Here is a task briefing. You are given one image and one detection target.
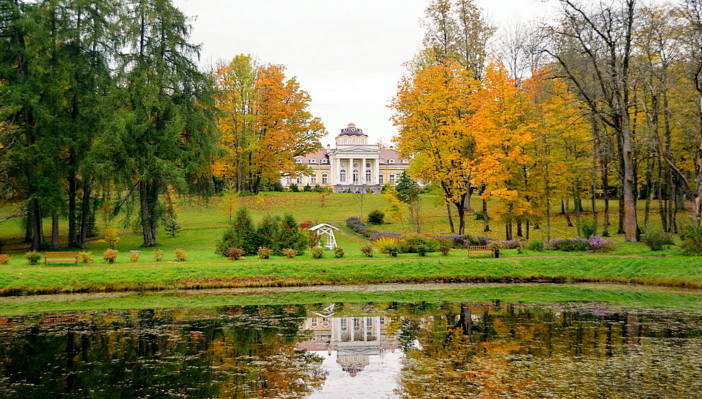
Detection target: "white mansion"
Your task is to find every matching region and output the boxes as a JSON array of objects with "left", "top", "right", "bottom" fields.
[{"left": 283, "top": 123, "right": 410, "bottom": 193}]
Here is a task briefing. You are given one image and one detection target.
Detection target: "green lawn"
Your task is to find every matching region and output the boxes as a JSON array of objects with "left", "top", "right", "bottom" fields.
[{"left": 0, "top": 192, "right": 698, "bottom": 296}]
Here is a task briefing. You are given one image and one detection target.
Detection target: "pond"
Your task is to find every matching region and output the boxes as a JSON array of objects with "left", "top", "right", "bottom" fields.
[{"left": 0, "top": 292, "right": 701, "bottom": 398}]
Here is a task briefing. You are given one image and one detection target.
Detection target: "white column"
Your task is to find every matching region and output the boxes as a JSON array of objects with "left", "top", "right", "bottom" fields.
[
  {"left": 335, "top": 157, "right": 341, "bottom": 185},
  {"left": 361, "top": 158, "right": 366, "bottom": 185},
  {"left": 349, "top": 318, "right": 354, "bottom": 342},
  {"left": 363, "top": 317, "right": 367, "bottom": 341}
]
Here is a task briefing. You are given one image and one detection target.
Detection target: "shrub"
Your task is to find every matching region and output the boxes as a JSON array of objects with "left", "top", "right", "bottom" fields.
[
  {"left": 435, "top": 235, "right": 469, "bottom": 249},
  {"left": 525, "top": 241, "right": 545, "bottom": 252},
  {"left": 373, "top": 236, "right": 402, "bottom": 254},
  {"left": 416, "top": 244, "right": 428, "bottom": 256},
  {"left": 367, "top": 210, "right": 385, "bottom": 225},
  {"left": 587, "top": 236, "right": 616, "bottom": 253},
  {"left": 216, "top": 207, "right": 258, "bottom": 256},
  {"left": 25, "top": 251, "right": 41, "bottom": 265},
  {"left": 103, "top": 228, "right": 120, "bottom": 249},
  {"left": 546, "top": 237, "right": 590, "bottom": 252},
  {"left": 311, "top": 247, "right": 324, "bottom": 259},
  {"left": 258, "top": 247, "right": 273, "bottom": 259},
  {"left": 227, "top": 247, "right": 245, "bottom": 260},
  {"left": 78, "top": 251, "right": 94, "bottom": 263},
  {"left": 334, "top": 247, "right": 345, "bottom": 258},
  {"left": 289, "top": 183, "right": 299, "bottom": 192},
  {"left": 257, "top": 214, "right": 281, "bottom": 253},
  {"left": 439, "top": 245, "right": 451, "bottom": 256},
  {"left": 282, "top": 248, "right": 298, "bottom": 258},
  {"left": 175, "top": 249, "right": 187, "bottom": 261},
  {"left": 130, "top": 251, "right": 140, "bottom": 262},
  {"left": 163, "top": 217, "right": 181, "bottom": 237},
  {"left": 641, "top": 229, "right": 674, "bottom": 251},
  {"left": 153, "top": 249, "right": 164, "bottom": 261},
  {"left": 401, "top": 235, "right": 438, "bottom": 253},
  {"left": 103, "top": 249, "right": 118, "bottom": 263},
  {"left": 580, "top": 219, "right": 596, "bottom": 239},
  {"left": 470, "top": 235, "right": 494, "bottom": 246},
  {"left": 386, "top": 245, "right": 399, "bottom": 257},
  {"left": 276, "top": 214, "right": 308, "bottom": 256},
  {"left": 346, "top": 217, "right": 376, "bottom": 238},
  {"left": 361, "top": 245, "right": 374, "bottom": 257},
  {"left": 0, "top": 254, "right": 9, "bottom": 265},
  {"left": 681, "top": 224, "right": 702, "bottom": 255},
  {"left": 303, "top": 184, "right": 312, "bottom": 192},
  {"left": 369, "top": 232, "right": 403, "bottom": 242},
  {"left": 500, "top": 239, "right": 522, "bottom": 250}
]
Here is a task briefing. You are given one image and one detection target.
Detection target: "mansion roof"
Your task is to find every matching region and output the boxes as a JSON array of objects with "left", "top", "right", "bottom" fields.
[{"left": 337, "top": 122, "right": 367, "bottom": 137}]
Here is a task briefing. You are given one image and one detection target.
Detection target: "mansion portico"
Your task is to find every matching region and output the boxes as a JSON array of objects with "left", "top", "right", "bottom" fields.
[{"left": 283, "top": 123, "right": 409, "bottom": 193}]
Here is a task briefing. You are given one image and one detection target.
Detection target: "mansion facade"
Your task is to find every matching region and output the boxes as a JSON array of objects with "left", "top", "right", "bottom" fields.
[{"left": 282, "top": 123, "right": 410, "bottom": 193}]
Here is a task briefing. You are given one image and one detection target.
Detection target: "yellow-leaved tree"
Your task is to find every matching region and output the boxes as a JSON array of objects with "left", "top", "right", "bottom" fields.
[
  {"left": 470, "top": 61, "right": 537, "bottom": 240},
  {"left": 390, "top": 60, "right": 478, "bottom": 234},
  {"left": 213, "top": 55, "right": 326, "bottom": 193}
]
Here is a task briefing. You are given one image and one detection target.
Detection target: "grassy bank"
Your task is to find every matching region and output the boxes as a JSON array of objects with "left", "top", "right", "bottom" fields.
[
  {"left": 1, "top": 255, "right": 701, "bottom": 297},
  {"left": 1, "top": 283, "right": 701, "bottom": 316}
]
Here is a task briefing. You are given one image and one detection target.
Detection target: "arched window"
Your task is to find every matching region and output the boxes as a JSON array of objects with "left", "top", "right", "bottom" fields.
[
  {"left": 378, "top": 174, "right": 384, "bottom": 185},
  {"left": 311, "top": 174, "right": 317, "bottom": 185},
  {"left": 351, "top": 138, "right": 357, "bottom": 144},
  {"left": 340, "top": 170, "right": 346, "bottom": 183},
  {"left": 322, "top": 173, "right": 328, "bottom": 185},
  {"left": 389, "top": 173, "right": 396, "bottom": 184},
  {"left": 352, "top": 170, "right": 359, "bottom": 184},
  {"left": 343, "top": 138, "right": 348, "bottom": 144},
  {"left": 360, "top": 138, "right": 365, "bottom": 144},
  {"left": 365, "top": 170, "right": 371, "bottom": 182}
]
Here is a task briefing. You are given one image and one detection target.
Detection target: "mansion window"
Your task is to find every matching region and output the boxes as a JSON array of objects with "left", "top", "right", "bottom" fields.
[
  {"left": 365, "top": 170, "right": 371, "bottom": 182},
  {"left": 310, "top": 159, "right": 316, "bottom": 163},
  {"left": 352, "top": 138, "right": 357, "bottom": 144},
  {"left": 322, "top": 173, "right": 328, "bottom": 185},
  {"left": 388, "top": 159, "right": 395, "bottom": 164},
  {"left": 389, "top": 174, "right": 396, "bottom": 184},
  {"left": 296, "top": 176, "right": 302, "bottom": 184},
  {"left": 340, "top": 170, "right": 346, "bottom": 183},
  {"left": 296, "top": 158, "right": 302, "bottom": 163},
  {"left": 360, "top": 138, "right": 365, "bottom": 144},
  {"left": 343, "top": 138, "right": 348, "bottom": 144},
  {"left": 401, "top": 159, "right": 408, "bottom": 164},
  {"left": 378, "top": 174, "right": 384, "bottom": 185},
  {"left": 353, "top": 170, "right": 359, "bottom": 184},
  {"left": 321, "top": 159, "right": 328, "bottom": 164},
  {"left": 311, "top": 174, "right": 317, "bottom": 185}
]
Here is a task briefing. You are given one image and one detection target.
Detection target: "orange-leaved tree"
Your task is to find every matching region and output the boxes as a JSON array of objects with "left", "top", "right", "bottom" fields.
[
  {"left": 470, "top": 61, "right": 537, "bottom": 239},
  {"left": 213, "top": 55, "right": 326, "bottom": 193},
  {"left": 390, "top": 60, "right": 478, "bottom": 234}
]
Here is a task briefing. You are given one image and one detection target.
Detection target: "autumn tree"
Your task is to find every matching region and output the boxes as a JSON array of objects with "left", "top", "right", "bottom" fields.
[
  {"left": 470, "top": 61, "right": 536, "bottom": 240},
  {"left": 546, "top": 0, "right": 640, "bottom": 241},
  {"left": 213, "top": 55, "right": 326, "bottom": 194},
  {"left": 391, "top": 60, "right": 477, "bottom": 234}
]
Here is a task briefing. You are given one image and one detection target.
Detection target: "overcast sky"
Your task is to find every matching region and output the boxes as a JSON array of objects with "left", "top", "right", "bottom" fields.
[{"left": 172, "top": 0, "right": 559, "bottom": 146}]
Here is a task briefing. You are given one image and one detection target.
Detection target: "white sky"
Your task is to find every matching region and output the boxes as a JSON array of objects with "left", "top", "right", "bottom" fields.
[{"left": 173, "top": 0, "right": 559, "bottom": 146}]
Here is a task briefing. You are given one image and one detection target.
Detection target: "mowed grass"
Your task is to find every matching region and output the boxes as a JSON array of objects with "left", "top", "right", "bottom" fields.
[
  {"left": 0, "top": 192, "right": 699, "bottom": 296},
  {"left": 1, "top": 283, "right": 701, "bottom": 316}
]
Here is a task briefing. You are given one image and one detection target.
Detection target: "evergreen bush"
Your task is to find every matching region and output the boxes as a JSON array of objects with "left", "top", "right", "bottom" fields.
[
  {"left": 367, "top": 210, "right": 385, "bottom": 225},
  {"left": 641, "top": 229, "right": 674, "bottom": 251},
  {"left": 311, "top": 247, "right": 324, "bottom": 259}
]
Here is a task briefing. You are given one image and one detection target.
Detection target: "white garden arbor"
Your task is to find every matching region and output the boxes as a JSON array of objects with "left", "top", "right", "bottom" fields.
[{"left": 308, "top": 223, "right": 339, "bottom": 250}]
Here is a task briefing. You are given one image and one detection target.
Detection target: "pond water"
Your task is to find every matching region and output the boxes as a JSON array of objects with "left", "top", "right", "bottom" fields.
[{"left": 0, "top": 299, "right": 701, "bottom": 398}]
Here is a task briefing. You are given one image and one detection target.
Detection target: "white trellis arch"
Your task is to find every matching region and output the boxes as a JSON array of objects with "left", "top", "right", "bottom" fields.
[{"left": 308, "top": 223, "right": 340, "bottom": 250}]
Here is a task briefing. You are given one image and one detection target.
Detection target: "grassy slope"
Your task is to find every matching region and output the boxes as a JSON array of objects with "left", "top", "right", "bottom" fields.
[{"left": 0, "top": 192, "right": 699, "bottom": 297}]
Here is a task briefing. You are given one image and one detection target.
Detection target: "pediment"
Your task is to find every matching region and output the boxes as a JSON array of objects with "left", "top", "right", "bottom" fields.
[{"left": 334, "top": 146, "right": 380, "bottom": 154}]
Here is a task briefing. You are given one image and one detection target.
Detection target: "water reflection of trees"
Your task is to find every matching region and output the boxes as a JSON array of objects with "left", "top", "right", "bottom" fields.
[
  {"left": 395, "top": 302, "right": 702, "bottom": 398},
  {"left": 0, "top": 305, "right": 326, "bottom": 398}
]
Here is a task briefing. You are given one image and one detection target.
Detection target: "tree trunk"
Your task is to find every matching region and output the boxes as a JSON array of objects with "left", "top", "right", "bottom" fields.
[
  {"left": 455, "top": 201, "right": 466, "bottom": 235},
  {"left": 29, "top": 199, "right": 44, "bottom": 250},
  {"left": 564, "top": 199, "right": 573, "bottom": 227},
  {"left": 139, "top": 180, "right": 158, "bottom": 247},
  {"left": 51, "top": 213, "right": 60, "bottom": 249},
  {"left": 68, "top": 166, "right": 78, "bottom": 247},
  {"left": 482, "top": 198, "right": 491, "bottom": 232},
  {"left": 446, "top": 202, "right": 455, "bottom": 233},
  {"left": 79, "top": 182, "right": 92, "bottom": 248}
]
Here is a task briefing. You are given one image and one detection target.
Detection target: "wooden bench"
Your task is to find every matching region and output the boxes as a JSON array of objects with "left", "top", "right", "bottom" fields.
[
  {"left": 44, "top": 251, "right": 78, "bottom": 265},
  {"left": 466, "top": 245, "right": 496, "bottom": 258}
]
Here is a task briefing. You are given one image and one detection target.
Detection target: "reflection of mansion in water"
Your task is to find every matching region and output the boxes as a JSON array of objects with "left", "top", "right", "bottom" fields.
[{"left": 296, "top": 316, "right": 398, "bottom": 377}]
